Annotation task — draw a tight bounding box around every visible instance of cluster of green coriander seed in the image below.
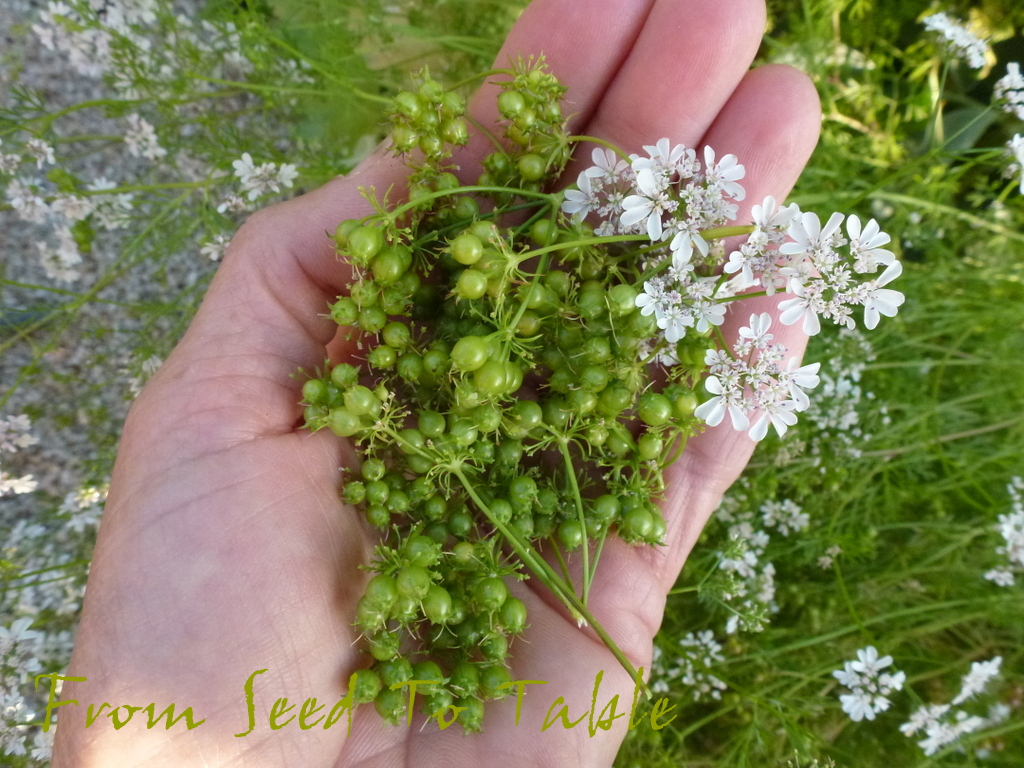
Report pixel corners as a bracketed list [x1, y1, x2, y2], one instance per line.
[299, 59, 714, 732]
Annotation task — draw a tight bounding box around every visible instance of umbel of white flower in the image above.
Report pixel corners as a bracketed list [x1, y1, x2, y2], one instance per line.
[833, 645, 906, 722]
[561, 139, 904, 442]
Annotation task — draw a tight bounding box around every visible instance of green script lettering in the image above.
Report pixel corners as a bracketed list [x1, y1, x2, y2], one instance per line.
[34, 673, 86, 732]
[497, 679, 547, 726]
[235, 668, 267, 737]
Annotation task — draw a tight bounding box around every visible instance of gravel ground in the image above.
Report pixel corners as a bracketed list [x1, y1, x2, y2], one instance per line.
[1, 0, 210, 514]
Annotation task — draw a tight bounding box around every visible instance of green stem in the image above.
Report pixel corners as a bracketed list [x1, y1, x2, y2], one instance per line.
[558, 438, 591, 605]
[566, 135, 632, 164]
[386, 185, 559, 221]
[451, 466, 650, 698]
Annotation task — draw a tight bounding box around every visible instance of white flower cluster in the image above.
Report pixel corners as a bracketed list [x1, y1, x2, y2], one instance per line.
[561, 139, 904, 441]
[983, 476, 1024, 587]
[124, 114, 167, 161]
[59, 484, 108, 535]
[901, 657, 1008, 756]
[833, 645, 906, 722]
[651, 631, 727, 702]
[3, 172, 100, 282]
[124, 354, 164, 399]
[713, 494, 808, 634]
[922, 12, 990, 70]
[695, 313, 821, 441]
[0, 416, 38, 498]
[1005, 134, 1024, 195]
[0, 618, 43, 758]
[994, 62, 1024, 120]
[232, 152, 299, 201]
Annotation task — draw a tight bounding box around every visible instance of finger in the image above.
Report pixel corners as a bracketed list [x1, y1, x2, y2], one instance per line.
[573, 0, 767, 159]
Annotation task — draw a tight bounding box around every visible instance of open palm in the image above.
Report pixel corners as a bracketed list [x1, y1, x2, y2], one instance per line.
[52, 0, 820, 765]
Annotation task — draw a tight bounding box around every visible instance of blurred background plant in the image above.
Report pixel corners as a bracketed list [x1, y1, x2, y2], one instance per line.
[1, 0, 1023, 765]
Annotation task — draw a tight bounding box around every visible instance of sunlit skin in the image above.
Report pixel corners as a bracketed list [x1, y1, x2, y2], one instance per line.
[51, 0, 821, 765]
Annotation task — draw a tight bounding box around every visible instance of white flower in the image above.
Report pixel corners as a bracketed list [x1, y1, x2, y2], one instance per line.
[833, 645, 904, 723]
[702, 145, 745, 201]
[0, 415, 39, 454]
[994, 62, 1024, 120]
[561, 171, 597, 219]
[124, 113, 167, 161]
[952, 657, 1002, 705]
[777, 281, 822, 335]
[36, 228, 83, 282]
[922, 12, 990, 70]
[25, 138, 56, 169]
[232, 153, 298, 200]
[0, 471, 38, 496]
[846, 214, 895, 272]
[620, 167, 674, 240]
[1006, 134, 1024, 195]
[200, 234, 229, 262]
[860, 260, 905, 330]
[5, 178, 49, 223]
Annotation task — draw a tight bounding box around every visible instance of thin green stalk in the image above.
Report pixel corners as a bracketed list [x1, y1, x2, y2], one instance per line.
[558, 438, 591, 604]
[451, 466, 651, 698]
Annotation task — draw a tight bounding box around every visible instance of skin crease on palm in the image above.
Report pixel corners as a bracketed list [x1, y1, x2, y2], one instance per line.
[50, 0, 821, 765]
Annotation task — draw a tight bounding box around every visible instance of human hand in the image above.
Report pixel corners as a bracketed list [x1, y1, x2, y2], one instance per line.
[51, 0, 820, 765]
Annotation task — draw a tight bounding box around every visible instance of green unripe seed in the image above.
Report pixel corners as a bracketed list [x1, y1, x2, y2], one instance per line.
[326, 408, 361, 437]
[498, 596, 527, 634]
[638, 433, 664, 461]
[374, 687, 406, 724]
[442, 118, 468, 145]
[481, 633, 508, 661]
[352, 668, 382, 705]
[479, 664, 512, 700]
[302, 378, 328, 405]
[396, 566, 432, 600]
[450, 661, 479, 697]
[361, 458, 386, 482]
[593, 495, 619, 522]
[451, 233, 484, 265]
[331, 297, 359, 326]
[497, 90, 526, 117]
[394, 90, 421, 119]
[358, 306, 388, 334]
[367, 345, 397, 369]
[529, 218, 557, 246]
[396, 352, 423, 383]
[345, 385, 382, 418]
[422, 584, 453, 624]
[517, 153, 546, 182]
[451, 335, 490, 372]
[376, 657, 413, 688]
[621, 505, 654, 540]
[368, 631, 400, 662]
[348, 225, 384, 264]
[675, 392, 700, 418]
[608, 283, 638, 316]
[456, 268, 488, 300]
[638, 392, 674, 427]
[342, 480, 366, 505]
[365, 480, 390, 507]
[475, 576, 508, 612]
[382, 321, 411, 349]
[330, 363, 359, 388]
[558, 518, 584, 550]
[418, 410, 446, 438]
[333, 219, 360, 248]
[365, 574, 399, 608]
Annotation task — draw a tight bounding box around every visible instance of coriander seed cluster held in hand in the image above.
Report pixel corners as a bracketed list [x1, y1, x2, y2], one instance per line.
[298, 58, 903, 732]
